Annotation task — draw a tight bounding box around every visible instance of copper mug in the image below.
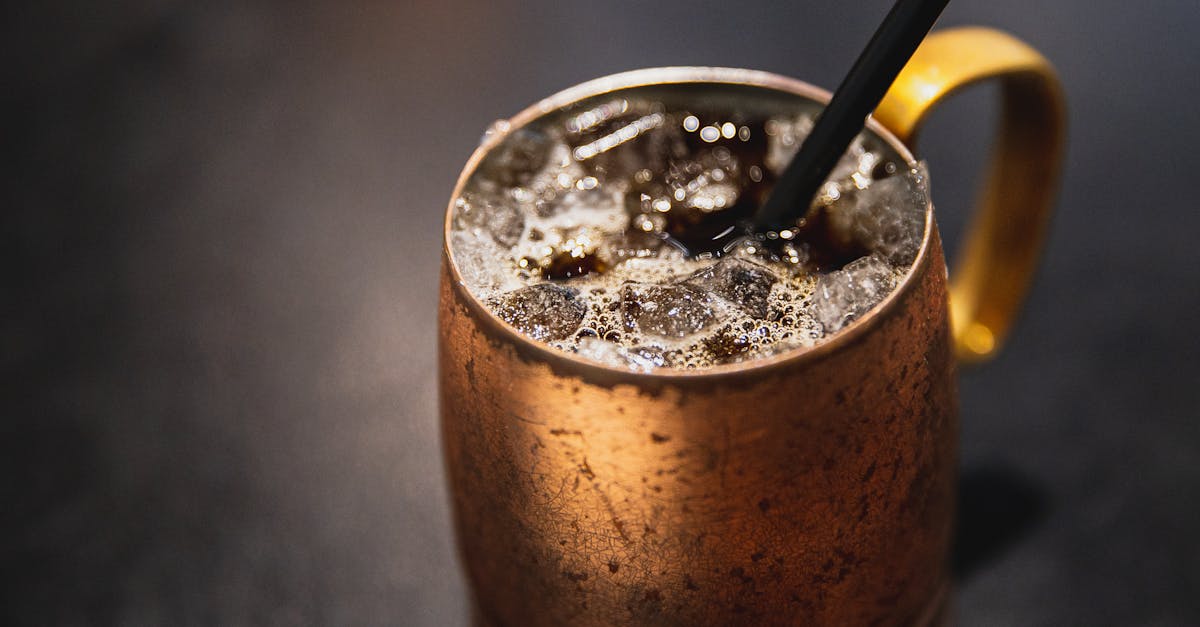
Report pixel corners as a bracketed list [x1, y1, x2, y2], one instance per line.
[439, 27, 1064, 626]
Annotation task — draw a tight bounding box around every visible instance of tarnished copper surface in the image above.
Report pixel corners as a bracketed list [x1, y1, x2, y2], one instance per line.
[439, 69, 958, 626]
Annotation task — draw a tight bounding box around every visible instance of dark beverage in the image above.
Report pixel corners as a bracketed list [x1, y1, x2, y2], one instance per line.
[449, 83, 928, 370]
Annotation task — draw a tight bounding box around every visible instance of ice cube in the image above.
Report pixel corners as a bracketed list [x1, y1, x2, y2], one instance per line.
[491, 284, 586, 341]
[620, 283, 716, 339]
[476, 127, 553, 188]
[567, 100, 686, 181]
[826, 162, 928, 264]
[825, 136, 873, 185]
[576, 337, 666, 372]
[682, 257, 777, 318]
[549, 186, 627, 231]
[453, 188, 525, 247]
[510, 141, 589, 217]
[812, 254, 897, 332]
[849, 162, 921, 261]
[450, 231, 523, 293]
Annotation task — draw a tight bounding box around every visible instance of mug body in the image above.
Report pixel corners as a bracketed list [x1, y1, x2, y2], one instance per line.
[438, 67, 957, 627]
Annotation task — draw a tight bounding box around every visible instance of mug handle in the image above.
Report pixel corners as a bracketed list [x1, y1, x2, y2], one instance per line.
[875, 27, 1066, 362]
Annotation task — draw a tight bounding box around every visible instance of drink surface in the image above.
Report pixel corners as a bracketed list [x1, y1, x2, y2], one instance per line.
[449, 83, 929, 370]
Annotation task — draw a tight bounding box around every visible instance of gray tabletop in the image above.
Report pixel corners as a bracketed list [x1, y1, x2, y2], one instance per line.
[6, 1, 1199, 625]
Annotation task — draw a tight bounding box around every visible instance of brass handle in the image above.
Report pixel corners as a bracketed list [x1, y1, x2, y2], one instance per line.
[875, 27, 1066, 362]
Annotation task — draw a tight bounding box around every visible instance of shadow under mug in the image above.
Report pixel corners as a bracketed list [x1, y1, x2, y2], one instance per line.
[439, 27, 1064, 627]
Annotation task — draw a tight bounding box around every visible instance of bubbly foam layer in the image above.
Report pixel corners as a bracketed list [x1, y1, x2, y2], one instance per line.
[449, 91, 928, 370]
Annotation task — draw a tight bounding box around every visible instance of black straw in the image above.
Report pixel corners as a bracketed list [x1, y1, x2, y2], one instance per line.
[754, 0, 949, 230]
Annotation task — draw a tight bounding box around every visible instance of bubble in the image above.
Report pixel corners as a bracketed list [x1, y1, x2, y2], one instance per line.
[702, 326, 755, 362]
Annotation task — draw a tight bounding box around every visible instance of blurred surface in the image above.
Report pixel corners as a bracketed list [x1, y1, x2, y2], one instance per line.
[4, 1, 1199, 625]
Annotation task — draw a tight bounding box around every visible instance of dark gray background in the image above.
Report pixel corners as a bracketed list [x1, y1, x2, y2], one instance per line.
[5, 1, 1199, 625]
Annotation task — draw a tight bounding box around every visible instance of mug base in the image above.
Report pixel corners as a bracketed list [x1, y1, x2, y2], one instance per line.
[469, 581, 955, 627]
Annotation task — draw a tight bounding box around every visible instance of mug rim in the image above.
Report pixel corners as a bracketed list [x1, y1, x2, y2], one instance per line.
[441, 66, 935, 381]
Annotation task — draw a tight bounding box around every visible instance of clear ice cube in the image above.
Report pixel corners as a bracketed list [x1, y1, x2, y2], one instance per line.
[450, 231, 521, 293]
[827, 163, 928, 264]
[476, 127, 553, 188]
[825, 136, 873, 185]
[620, 283, 716, 339]
[567, 101, 685, 181]
[492, 284, 587, 341]
[812, 254, 896, 333]
[683, 257, 777, 319]
[454, 188, 525, 247]
[861, 163, 928, 262]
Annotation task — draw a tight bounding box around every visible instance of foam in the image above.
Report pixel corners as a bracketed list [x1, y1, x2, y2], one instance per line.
[449, 92, 927, 370]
